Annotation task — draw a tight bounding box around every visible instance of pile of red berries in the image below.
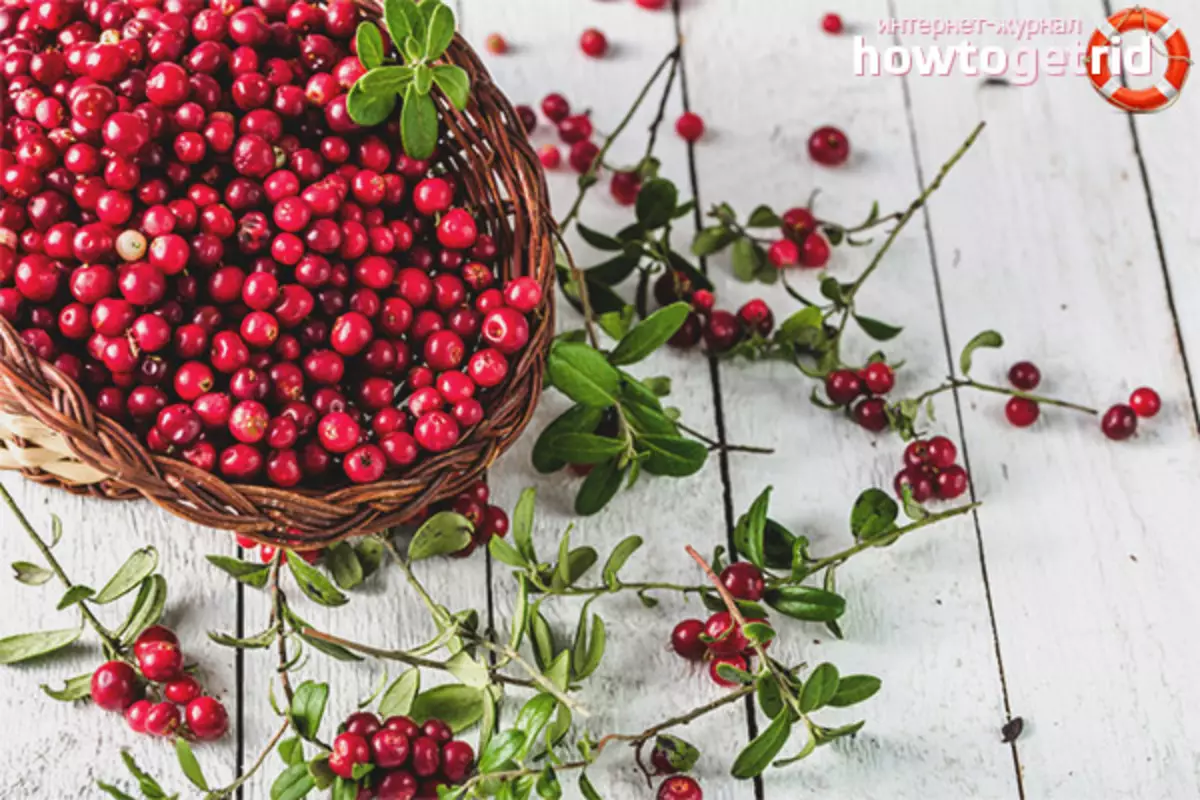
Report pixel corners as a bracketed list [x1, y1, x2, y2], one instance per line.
[1003, 361, 1161, 440]
[892, 435, 968, 503]
[328, 711, 474, 798]
[823, 361, 896, 433]
[90, 624, 228, 740]
[0, 0, 543, 490]
[669, 562, 772, 687]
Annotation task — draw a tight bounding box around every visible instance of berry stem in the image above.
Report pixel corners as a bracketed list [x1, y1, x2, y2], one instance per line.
[801, 501, 981, 575]
[913, 379, 1099, 416]
[269, 555, 295, 706]
[204, 717, 291, 799]
[844, 122, 986, 304]
[0, 482, 122, 654]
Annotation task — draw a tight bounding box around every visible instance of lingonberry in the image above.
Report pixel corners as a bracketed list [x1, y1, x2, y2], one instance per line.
[809, 125, 850, 166]
[1008, 361, 1041, 391]
[138, 639, 185, 681]
[670, 619, 706, 661]
[164, 675, 202, 705]
[329, 732, 372, 780]
[569, 140, 601, 174]
[485, 32, 508, 55]
[1005, 396, 1040, 428]
[414, 410, 459, 453]
[371, 727, 411, 769]
[657, 775, 704, 800]
[559, 114, 594, 145]
[134, 625, 179, 660]
[318, 411, 361, 454]
[342, 711, 382, 738]
[91, 660, 140, 710]
[441, 740, 475, 783]
[675, 111, 705, 143]
[822, 12, 844, 34]
[825, 369, 863, 405]
[344, 444, 387, 483]
[482, 308, 530, 355]
[861, 362, 895, 395]
[853, 397, 888, 432]
[691, 289, 716, 313]
[768, 238, 799, 268]
[378, 771, 419, 798]
[468, 349, 509, 388]
[708, 654, 749, 688]
[413, 177, 453, 216]
[895, 469, 933, 504]
[411, 735, 441, 777]
[157, 404, 203, 447]
[125, 699, 153, 733]
[541, 92, 570, 122]
[186, 696, 228, 741]
[1101, 404, 1138, 441]
[438, 208, 478, 250]
[737, 299, 774, 337]
[145, 702, 182, 737]
[935, 465, 969, 500]
[580, 27, 608, 57]
[703, 611, 747, 655]
[926, 435, 958, 468]
[720, 562, 765, 602]
[1129, 387, 1161, 418]
[703, 310, 741, 353]
[220, 443, 264, 480]
[799, 232, 831, 267]
[610, 170, 642, 205]
[538, 144, 561, 169]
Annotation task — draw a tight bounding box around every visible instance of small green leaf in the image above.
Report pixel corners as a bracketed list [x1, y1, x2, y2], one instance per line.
[829, 675, 882, 707]
[382, 0, 422, 50]
[278, 737, 305, 766]
[422, 0, 455, 59]
[206, 554, 271, 588]
[271, 763, 315, 800]
[532, 406, 604, 474]
[410, 684, 486, 732]
[609, 302, 691, 366]
[579, 773, 602, 800]
[733, 487, 772, 567]
[850, 489, 899, 540]
[575, 459, 625, 516]
[401, 83, 439, 160]
[854, 315, 903, 341]
[597, 307, 634, 340]
[445, 651, 490, 688]
[0, 625, 81, 664]
[40, 672, 91, 702]
[638, 434, 707, 477]
[413, 63, 432, 94]
[432, 64, 469, 110]
[572, 614, 606, 680]
[287, 554, 348, 607]
[763, 586, 846, 622]
[408, 511, 473, 560]
[356, 538, 385, 578]
[512, 487, 538, 563]
[691, 225, 735, 257]
[756, 673, 783, 719]
[515, 693, 557, 746]
[356, 22, 384, 69]
[542, 433, 626, 464]
[799, 662, 840, 713]
[11, 561, 52, 586]
[289, 681, 330, 741]
[529, 609, 555, 670]
[325, 543, 364, 590]
[346, 81, 398, 127]
[509, 576, 530, 650]
[820, 276, 846, 305]
[731, 710, 793, 779]
[56, 584, 94, 610]
[95, 783, 136, 800]
[547, 342, 621, 408]
[489, 536, 526, 568]
[115, 575, 166, 643]
[959, 329, 1004, 376]
[175, 738, 208, 791]
[601, 535, 642, 588]
[120, 752, 168, 798]
[298, 631, 363, 662]
[378, 669, 421, 719]
[746, 205, 782, 227]
[635, 178, 679, 230]
[93, 547, 158, 604]
[479, 729, 525, 773]
[359, 65, 414, 94]
[536, 767, 563, 799]
[652, 734, 701, 774]
[731, 237, 765, 282]
[577, 224, 624, 252]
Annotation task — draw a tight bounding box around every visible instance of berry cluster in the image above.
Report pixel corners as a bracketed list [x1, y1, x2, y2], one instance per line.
[1003, 361, 1161, 440]
[234, 532, 320, 563]
[822, 361, 896, 432]
[766, 206, 833, 269]
[892, 435, 968, 503]
[328, 711, 474, 798]
[669, 562, 771, 688]
[90, 624, 228, 740]
[447, 478, 509, 557]
[0, 0, 542, 489]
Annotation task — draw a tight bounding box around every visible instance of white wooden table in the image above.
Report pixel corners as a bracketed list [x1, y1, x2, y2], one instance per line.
[5, 1, 1200, 797]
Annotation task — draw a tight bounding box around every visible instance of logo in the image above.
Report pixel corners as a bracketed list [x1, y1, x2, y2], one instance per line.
[1086, 7, 1191, 113]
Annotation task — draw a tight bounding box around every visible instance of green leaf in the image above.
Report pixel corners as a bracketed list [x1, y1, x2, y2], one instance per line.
[359, 65, 414, 94]
[93, 547, 158, 604]
[489, 536, 527, 568]
[763, 586, 846, 622]
[356, 538, 384, 578]
[120, 751, 168, 799]
[0, 625, 81, 664]
[597, 307, 634, 341]
[515, 693, 557, 747]
[278, 737, 305, 766]
[733, 487, 772, 567]
[95, 783, 136, 800]
[577, 224, 624, 252]
[642, 376, 672, 396]
[401, 83, 439, 160]
[746, 205, 783, 227]
[271, 764, 315, 800]
[777, 306, 824, 344]
[756, 673, 783, 719]
[175, 738, 208, 791]
[529, 609, 555, 670]
[297, 631, 363, 662]
[408, 512, 473, 560]
[479, 729, 525, 773]
[716, 660, 754, 684]
[799, 662, 840, 713]
[652, 734, 701, 774]
[533, 406, 604, 474]
[206, 554, 271, 588]
[356, 22, 384, 69]
[410, 684, 486, 732]
[307, 756, 335, 791]
[382, 0, 422, 50]
[115, 574, 166, 643]
[512, 487, 538, 563]
[289, 681, 330, 741]
[829, 675, 882, 707]
[638, 434, 707, 477]
[608, 302, 690, 366]
[691, 225, 735, 257]
[40, 672, 91, 702]
[422, 0, 455, 59]
[635, 178, 679, 230]
[325, 542, 364, 590]
[850, 489, 899, 540]
[572, 613, 606, 680]
[378, 668, 421, 719]
[57, 584, 94, 610]
[586, 254, 640, 287]
[287, 554, 348, 607]
[731, 710, 793, 779]
[545, 650, 570, 691]
[820, 276, 847, 305]
[854, 315, 903, 341]
[959, 329, 1004, 376]
[346, 81, 398, 127]
[509, 576, 530, 651]
[575, 459, 625, 516]
[432, 64, 469, 110]
[536, 767, 563, 799]
[601, 535, 642, 588]
[547, 342, 621, 408]
[413, 63, 432, 94]
[731, 237, 764, 282]
[11, 561, 52, 586]
[445, 651, 490, 688]
[814, 719, 866, 745]
[542, 433, 626, 464]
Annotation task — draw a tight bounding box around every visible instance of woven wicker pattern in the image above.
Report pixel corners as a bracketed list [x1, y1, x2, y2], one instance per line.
[0, 27, 556, 548]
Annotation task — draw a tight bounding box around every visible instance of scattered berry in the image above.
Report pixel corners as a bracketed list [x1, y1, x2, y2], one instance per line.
[822, 13, 844, 34]
[1101, 404, 1138, 441]
[675, 112, 706, 143]
[1008, 361, 1041, 391]
[1005, 397, 1040, 428]
[808, 125, 850, 166]
[670, 619, 707, 661]
[580, 28, 609, 58]
[485, 33, 508, 55]
[1129, 387, 1161, 418]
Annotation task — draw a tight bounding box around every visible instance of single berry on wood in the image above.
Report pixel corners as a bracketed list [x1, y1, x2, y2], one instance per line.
[822, 13, 844, 34]
[485, 33, 508, 54]
[808, 125, 850, 166]
[675, 111, 705, 143]
[670, 619, 706, 661]
[1101, 404, 1138, 441]
[1008, 361, 1041, 391]
[579, 28, 608, 58]
[1129, 387, 1161, 418]
[186, 696, 229, 741]
[1005, 397, 1040, 428]
[541, 93, 570, 123]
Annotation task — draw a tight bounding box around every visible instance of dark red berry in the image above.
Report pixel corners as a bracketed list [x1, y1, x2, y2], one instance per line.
[708, 654, 748, 688]
[91, 661, 140, 711]
[579, 28, 608, 58]
[1008, 361, 1041, 391]
[822, 13, 844, 34]
[926, 435, 957, 468]
[809, 125, 850, 166]
[441, 740, 474, 783]
[1101, 404, 1138, 441]
[853, 398, 888, 432]
[861, 362, 894, 395]
[825, 369, 863, 405]
[371, 728, 411, 769]
[719, 563, 765, 602]
[670, 619, 706, 661]
[329, 732, 371, 780]
[703, 611, 747, 656]
[935, 465, 969, 500]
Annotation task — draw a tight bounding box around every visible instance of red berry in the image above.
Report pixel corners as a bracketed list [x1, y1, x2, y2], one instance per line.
[482, 308, 530, 355]
[413, 178, 453, 216]
[441, 740, 474, 783]
[1008, 361, 1041, 391]
[935, 465, 969, 500]
[610, 170, 641, 205]
[559, 114, 594, 145]
[736, 299, 774, 337]
[853, 398, 888, 432]
[377, 770, 418, 799]
[675, 112, 705, 143]
[329, 732, 372, 780]
[1129, 387, 1161, 418]
[825, 369, 863, 405]
[719, 562, 765, 602]
[809, 125, 850, 166]
[894, 468, 935, 503]
[703, 310, 741, 353]
[411, 735, 442, 777]
[438, 209, 478, 250]
[541, 93, 570, 123]
[569, 140, 600, 174]
[345, 444, 387, 483]
[138, 640, 184, 682]
[125, 699, 153, 733]
[799, 233, 831, 268]
[1005, 396, 1040, 428]
[414, 411, 459, 453]
[703, 611, 747, 655]
[1101, 404, 1138, 441]
[186, 696, 229, 740]
[580, 28, 608, 58]
[926, 435, 957, 468]
[164, 675, 202, 704]
[539, 145, 562, 169]
[502, 277, 542, 313]
[485, 33, 508, 55]
[134, 625, 179, 660]
[371, 728, 411, 768]
[318, 412, 361, 454]
[91, 661, 140, 711]
[822, 13, 844, 34]
[670, 619, 706, 661]
[145, 702, 182, 737]
[658, 775, 703, 800]
[768, 238, 799, 268]
[708, 654, 748, 688]
[861, 362, 895, 395]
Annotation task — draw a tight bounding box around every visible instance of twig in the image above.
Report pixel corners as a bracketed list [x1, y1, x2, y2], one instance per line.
[803, 501, 980, 574]
[204, 718, 291, 799]
[641, 50, 680, 164]
[269, 556, 294, 706]
[676, 422, 774, 455]
[913, 379, 1098, 416]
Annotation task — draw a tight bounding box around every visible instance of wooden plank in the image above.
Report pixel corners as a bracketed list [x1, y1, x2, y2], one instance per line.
[457, 1, 758, 798]
[895, 1, 1200, 797]
[0, 475, 238, 795]
[678, 1, 1020, 797]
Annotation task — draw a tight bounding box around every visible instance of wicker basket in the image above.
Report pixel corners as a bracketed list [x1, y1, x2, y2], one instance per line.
[0, 26, 556, 549]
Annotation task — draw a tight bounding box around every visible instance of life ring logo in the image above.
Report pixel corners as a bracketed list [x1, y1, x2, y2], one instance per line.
[1087, 7, 1191, 112]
